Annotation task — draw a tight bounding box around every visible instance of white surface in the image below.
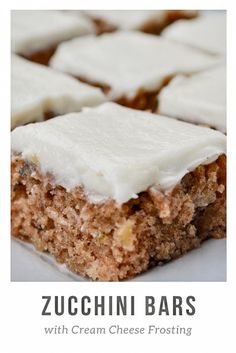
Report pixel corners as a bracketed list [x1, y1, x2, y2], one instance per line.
[11, 55, 106, 128]
[11, 10, 95, 54]
[11, 238, 226, 282]
[162, 12, 226, 55]
[158, 65, 226, 133]
[11, 103, 226, 204]
[84, 10, 196, 30]
[50, 31, 221, 100]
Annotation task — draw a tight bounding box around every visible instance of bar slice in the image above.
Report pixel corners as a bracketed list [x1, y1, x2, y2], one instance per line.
[11, 10, 95, 65]
[158, 65, 226, 133]
[11, 55, 105, 129]
[11, 103, 226, 281]
[50, 31, 221, 112]
[162, 12, 226, 56]
[84, 10, 198, 34]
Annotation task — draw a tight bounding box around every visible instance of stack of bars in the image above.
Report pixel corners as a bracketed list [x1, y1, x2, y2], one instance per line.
[11, 10, 226, 281]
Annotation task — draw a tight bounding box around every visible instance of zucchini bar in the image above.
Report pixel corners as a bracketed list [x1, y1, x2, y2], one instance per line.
[11, 55, 105, 129]
[11, 10, 95, 65]
[162, 12, 226, 56]
[158, 65, 226, 133]
[11, 103, 226, 281]
[50, 31, 221, 112]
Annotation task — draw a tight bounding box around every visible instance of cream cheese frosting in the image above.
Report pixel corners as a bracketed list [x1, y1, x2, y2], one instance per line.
[84, 10, 196, 30]
[158, 66, 226, 133]
[50, 31, 221, 100]
[11, 10, 95, 54]
[11, 55, 106, 128]
[11, 102, 226, 204]
[162, 12, 226, 56]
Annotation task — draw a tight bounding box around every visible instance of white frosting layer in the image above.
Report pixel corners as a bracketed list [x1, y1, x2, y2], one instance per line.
[11, 55, 106, 128]
[162, 12, 226, 55]
[50, 31, 221, 100]
[11, 102, 226, 204]
[158, 66, 226, 133]
[11, 10, 95, 54]
[85, 10, 196, 30]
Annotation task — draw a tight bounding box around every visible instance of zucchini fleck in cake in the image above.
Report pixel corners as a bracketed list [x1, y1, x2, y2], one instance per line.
[84, 10, 198, 35]
[158, 65, 226, 133]
[162, 12, 226, 56]
[50, 31, 221, 112]
[11, 10, 95, 65]
[11, 55, 105, 129]
[11, 103, 226, 281]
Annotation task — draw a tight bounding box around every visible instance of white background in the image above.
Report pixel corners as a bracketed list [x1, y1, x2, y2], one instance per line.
[0, 0, 235, 352]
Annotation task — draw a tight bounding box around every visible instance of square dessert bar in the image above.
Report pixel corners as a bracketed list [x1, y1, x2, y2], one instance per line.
[158, 65, 226, 133]
[50, 31, 221, 112]
[11, 55, 105, 129]
[84, 10, 198, 35]
[11, 103, 226, 281]
[11, 10, 95, 65]
[162, 12, 226, 56]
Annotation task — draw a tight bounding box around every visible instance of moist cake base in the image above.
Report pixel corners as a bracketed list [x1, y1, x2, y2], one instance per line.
[93, 10, 198, 35]
[77, 76, 172, 112]
[116, 89, 159, 112]
[21, 45, 57, 66]
[11, 155, 226, 281]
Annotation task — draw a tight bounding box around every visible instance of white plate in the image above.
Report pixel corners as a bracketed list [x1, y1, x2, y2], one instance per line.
[11, 237, 226, 282]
